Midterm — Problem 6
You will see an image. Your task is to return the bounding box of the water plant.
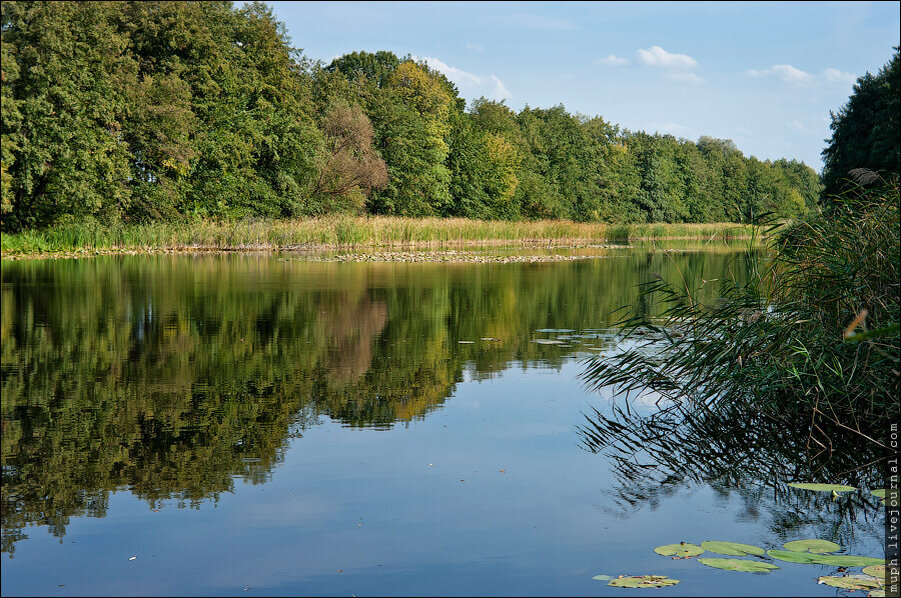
[654,542,704,558]
[699,541,765,557]
[607,575,680,589]
[697,558,779,573]
[581,178,899,459]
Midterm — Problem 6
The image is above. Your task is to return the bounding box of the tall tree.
[821,47,900,197]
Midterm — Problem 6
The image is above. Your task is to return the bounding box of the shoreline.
[1,217,761,261]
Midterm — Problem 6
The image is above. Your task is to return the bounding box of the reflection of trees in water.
[0,250,747,553]
[577,400,885,546]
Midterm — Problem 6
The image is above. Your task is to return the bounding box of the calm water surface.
[1,247,884,596]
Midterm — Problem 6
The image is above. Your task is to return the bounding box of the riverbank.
[1,216,758,260]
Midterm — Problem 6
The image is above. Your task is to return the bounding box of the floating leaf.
[698,558,779,573]
[654,543,704,558]
[591,574,614,581]
[787,483,856,493]
[871,489,886,499]
[811,554,885,567]
[531,339,563,345]
[868,590,886,597]
[700,541,765,556]
[608,575,680,588]
[862,565,885,579]
[535,328,574,333]
[768,550,884,567]
[818,576,882,590]
[783,539,840,554]
[766,550,823,564]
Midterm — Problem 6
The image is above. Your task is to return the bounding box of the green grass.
[1,216,757,257]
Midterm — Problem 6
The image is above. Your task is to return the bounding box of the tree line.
[1,1,825,232]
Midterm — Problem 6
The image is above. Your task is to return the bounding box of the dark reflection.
[1,249,747,554]
[577,399,885,544]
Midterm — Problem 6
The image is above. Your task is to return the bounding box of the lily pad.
[767,550,884,567]
[811,554,885,567]
[535,328,574,333]
[700,541,765,556]
[783,539,840,554]
[698,558,779,573]
[862,565,885,579]
[608,575,680,588]
[766,550,821,564]
[591,574,614,581]
[871,489,886,499]
[868,589,885,597]
[818,575,882,590]
[787,482,856,493]
[654,542,704,558]
[531,339,564,345]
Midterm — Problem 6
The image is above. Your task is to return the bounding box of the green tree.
[821,47,900,197]
[1,1,136,230]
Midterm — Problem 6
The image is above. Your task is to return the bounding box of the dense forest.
[1,1,826,232]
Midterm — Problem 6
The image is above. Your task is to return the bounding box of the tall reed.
[582,178,900,451]
[1,217,756,256]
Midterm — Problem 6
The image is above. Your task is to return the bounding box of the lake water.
[0,247,885,596]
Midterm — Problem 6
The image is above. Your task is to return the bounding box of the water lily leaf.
[608,575,680,588]
[535,328,574,333]
[787,483,856,492]
[654,543,704,558]
[818,576,881,590]
[531,339,563,345]
[783,539,840,554]
[868,589,885,597]
[871,489,886,499]
[767,550,884,567]
[862,565,885,579]
[591,574,614,581]
[700,541,765,556]
[767,550,822,564]
[698,558,779,573]
[812,554,885,567]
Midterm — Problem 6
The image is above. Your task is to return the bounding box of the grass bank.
[1,217,756,258]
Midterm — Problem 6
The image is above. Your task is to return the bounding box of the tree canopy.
[821,47,900,197]
[1,1,823,232]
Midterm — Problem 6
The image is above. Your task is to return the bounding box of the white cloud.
[466,42,483,52]
[490,75,511,100]
[636,46,698,69]
[746,64,813,84]
[822,67,856,84]
[416,56,481,87]
[665,72,704,84]
[414,56,510,101]
[594,54,628,67]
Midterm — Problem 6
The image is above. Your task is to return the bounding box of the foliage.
[1,1,821,232]
[581,180,899,452]
[821,47,899,197]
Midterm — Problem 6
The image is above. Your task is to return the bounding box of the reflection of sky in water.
[1,253,883,596]
[3,358,883,596]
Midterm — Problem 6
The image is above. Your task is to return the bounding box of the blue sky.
[265,1,900,171]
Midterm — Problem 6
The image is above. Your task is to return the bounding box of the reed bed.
[1,217,756,257]
[581,179,899,452]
